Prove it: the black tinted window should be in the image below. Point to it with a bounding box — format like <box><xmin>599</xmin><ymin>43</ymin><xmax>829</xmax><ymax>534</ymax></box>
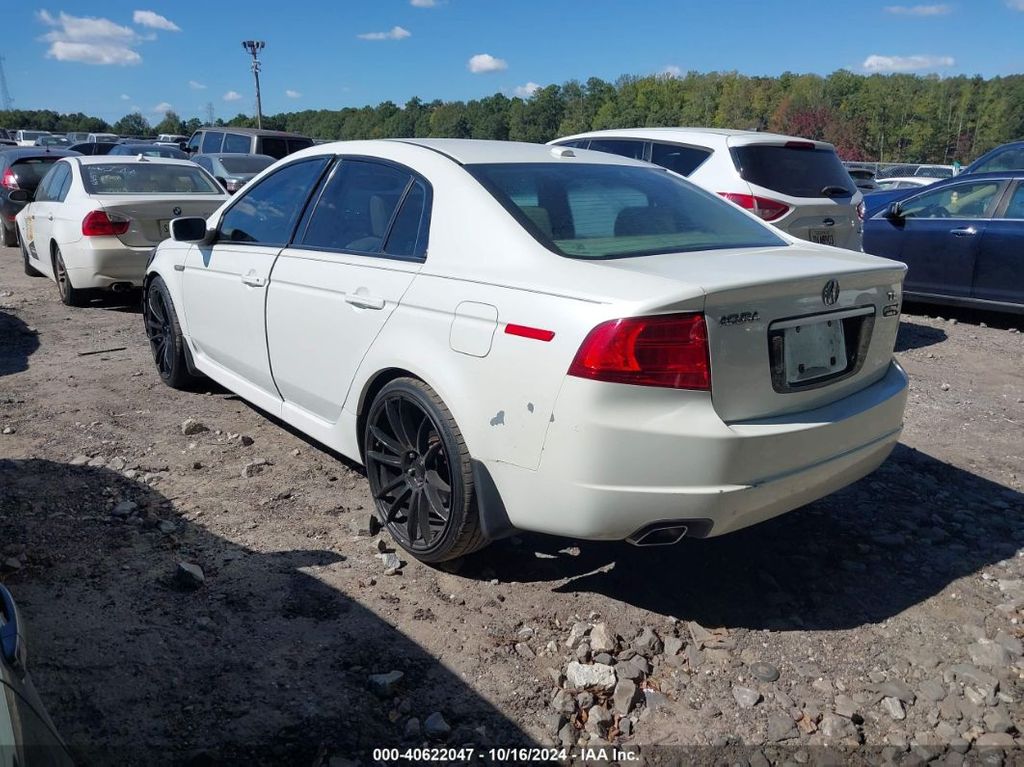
<box><xmin>222</xmin><ymin>133</ymin><xmax>251</xmax><ymax>153</ymax></box>
<box><xmin>34</xmin><ymin>163</ymin><xmax>66</xmax><ymax>202</ymax></box>
<box><xmin>201</xmin><ymin>131</ymin><xmax>224</xmax><ymax>153</ymax></box>
<box><xmin>287</xmin><ymin>138</ymin><xmax>314</xmax><ymax>154</ymax></box>
<box><xmin>220</xmin><ymin>156</ymin><xmax>274</xmax><ymax>174</ymax></box>
<box><xmin>10</xmin><ymin>158</ymin><xmax>60</xmax><ymax>190</ymax></box>
<box><xmin>731</xmin><ymin>144</ymin><xmax>854</xmax><ymax>198</ymax></box>
<box><xmin>187</xmin><ymin>133</ymin><xmax>202</xmax><ymax>153</ymax></box>
<box><xmin>383</xmin><ymin>181</ymin><xmax>429</xmax><ymax>258</ymax></box>
<box><xmin>301</xmin><ymin>160</ymin><xmax>412</xmax><ymax>252</ymax></box>
<box><xmin>220</xmin><ymin>158</ymin><xmax>328</xmax><ymax>245</ymax></box>
<box><xmin>586</xmin><ymin>139</ymin><xmax>646</xmax><ymax>160</ymax></box>
<box><xmin>260</xmin><ymin>138</ymin><xmax>287</xmax><ymax>159</ymax></box>
<box><xmin>650</xmin><ymin>142</ymin><xmax>712</xmax><ymax>177</ymax></box>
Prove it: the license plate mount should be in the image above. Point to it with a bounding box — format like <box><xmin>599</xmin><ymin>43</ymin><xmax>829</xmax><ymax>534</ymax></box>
<box><xmin>159</xmin><ymin>220</ymin><xmax>171</xmax><ymax>238</ymax></box>
<box><xmin>783</xmin><ymin>318</ymin><xmax>847</xmax><ymax>385</ymax></box>
<box><xmin>809</xmin><ymin>229</ymin><xmax>835</xmax><ymax>246</ymax></box>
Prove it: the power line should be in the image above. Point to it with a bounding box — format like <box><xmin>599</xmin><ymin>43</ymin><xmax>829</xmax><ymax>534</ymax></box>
<box><xmin>0</xmin><ymin>55</ymin><xmax>14</xmax><ymax>111</ymax></box>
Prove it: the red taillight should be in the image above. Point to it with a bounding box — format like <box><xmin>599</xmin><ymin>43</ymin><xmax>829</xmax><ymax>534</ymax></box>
<box><xmin>1</xmin><ymin>169</ymin><xmax>17</xmax><ymax>190</ymax></box>
<box><xmin>856</xmin><ymin>201</ymin><xmax>865</xmax><ymax>222</ymax></box>
<box><xmin>718</xmin><ymin>192</ymin><xmax>790</xmax><ymax>222</ymax></box>
<box><xmin>784</xmin><ymin>140</ymin><xmax>816</xmax><ymax>150</ymax></box>
<box><xmin>568</xmin><ymin>313</ymin><xmax>710</xmax><ymax>391</ymax></box>
<box><xmin>82</xmin><ymin>210</ymin><xmax>130</xmax><ymax>237</ymax></box>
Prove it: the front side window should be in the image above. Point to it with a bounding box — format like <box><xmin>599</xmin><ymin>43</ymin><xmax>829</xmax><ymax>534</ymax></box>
<box><xmin>222</xmin><ymin>132</ymin><xmax>251</xmax><ymax>153</ymax></box>
<box><xmin>81</xmin><ymin>164</ymin><xmax>222</xmax><ymax>195</ymax></box>
<box><xmin>301</xmin><ymin>160</ymin><xmax>413</xmax><ymax>253</ymax></box>
<box><xmin>201</xmin><ymin>131</ymin><xmax>224</xmax><ymax>153</ymax></box>
<box><xmin>650</xmin><ymin>142</ymin><xmax>713</xmax><ymax>177</ymax></box>
<box><xmin>468</xmin><ymin>162</ymin><xmax>786</xmax><ymax>260</ymax></box>
<box><xmin>220</xmin><ymin>158</ymin><xmax>329</xmax><ymax>245</ymax></box>
<box><xmin>187</xmin><ymin>133</ymin><xmax>202</xmax><ymax>153</ymax></box>
<box><xmin>899</xmin><ymin>181</ymin><xmax>1002</xmax><ymax>220</ymax></box>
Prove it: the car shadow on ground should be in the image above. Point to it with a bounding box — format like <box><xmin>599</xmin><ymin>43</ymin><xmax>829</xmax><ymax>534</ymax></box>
<box><xmin>903</xmin><ymin>302</ymin><xmax>1023</xmax><ymax>331</ymax></box>
<box><xmin>894</xmin><ymin>319</ymin><xmax>947</xmax><ymax>352</ymax></box>
<box><xmin>0</xmin><ymin>459</ymin><xmax>531</xmax><ymax>765</ymax></box>
<box><xmin>0</xmin><ymin>310</ymin><xmax>40</xmax><ymax>376</ymax></box>
<box><xmin>456</xmin><ymin>444</ymin><xmax>1022</xmax><ymax>632</ymax></box>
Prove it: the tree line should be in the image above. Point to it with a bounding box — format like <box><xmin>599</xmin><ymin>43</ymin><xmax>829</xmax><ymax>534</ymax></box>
<box><xmin>3</xmin><ymin>69</ymin><xmax>1022</xmax><ymax>163</ymax></box>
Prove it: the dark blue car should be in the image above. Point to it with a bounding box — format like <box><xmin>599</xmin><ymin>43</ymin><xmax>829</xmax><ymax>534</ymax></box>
<box><xmin>862</xmin><ymin>171</ymin><xmax>1024</xmax><ymax>314</ymax></box>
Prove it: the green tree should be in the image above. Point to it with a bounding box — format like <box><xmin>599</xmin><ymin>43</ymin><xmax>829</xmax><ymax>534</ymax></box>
<box><xmin>112</xmin><ymin>112</ymin><xmax>150</xmax><ymax>136</ymax></box>
<box><xmin>153</xmin><ymin>110</ymin><xmax>184</xmax><ymax>136</ymax></box>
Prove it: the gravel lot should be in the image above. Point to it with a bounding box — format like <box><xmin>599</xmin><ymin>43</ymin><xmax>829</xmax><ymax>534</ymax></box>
<box><xmin>1</xmin><ymin>243</ymin><xmax>1022</xmax><ymax>765</ymax></box>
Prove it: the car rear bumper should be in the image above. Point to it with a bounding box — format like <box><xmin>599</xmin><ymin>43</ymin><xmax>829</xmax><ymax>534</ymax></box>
<box><xmin>64</xmin><ymin>239</ymin><xmax>153</xmax><ymax>288</ymax></box>
<box><xmin>486</xmin><ymin>359</ymin><xmax>908</xmax><ymax>541</ymax></box>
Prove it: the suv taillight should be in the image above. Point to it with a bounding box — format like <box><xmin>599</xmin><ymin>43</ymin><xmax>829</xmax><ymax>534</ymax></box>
<box><xmin>719</xmin><ymin>192</ymin><xmax>790</xmax><ymax>222</ymax></box>
<box><xmin>82</xmin><ymin>210</ymin><xmax>130</xmax><ymax>237</ymax></box>
<box><xmin>568</xmin><ymin>313</ymin><xmax>711</xmax><ymax>391</ymax></box>
<box><xmin>856</xmin><ymin>200</ymin><xmax>865</xmax><ymax>222</ymax></box>
<box><xmin>1</xmin><ymin>169</ymin><xmax>17</xmax><ymax>190</ymax></box>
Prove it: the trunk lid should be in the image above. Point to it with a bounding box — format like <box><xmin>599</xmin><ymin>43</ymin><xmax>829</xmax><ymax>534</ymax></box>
<box><xmin>596</xmin><ymin>245</ymin><xmax>906</xmax><ymax>422</ymax></box>
<box><xmin>97</xmin><ymin>196</ymin><xmax>225</xmax><ymax>247</ymax></box>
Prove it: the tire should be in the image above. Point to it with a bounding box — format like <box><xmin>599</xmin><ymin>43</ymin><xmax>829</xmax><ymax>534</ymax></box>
<box><xmin>20</xmin><ymin>232</ymin><xmax>41</xmax><ymax>277</ymax></box>
<box><xmin>52</xmin><ymin>246</ymin><xmax>89</xmax><ymax>307</ymax></box>
<box><xmin>1</xmin><ymin>223</ymin><xmax>16</xmax><ymax>248</ymax></box>
<box><xmin>364</xmin><ymin>378</ymin><xmax>487</xmax><ymax>563</ymax></box>
<box><xmin>143</xmin><ymin>276</ymin><xmax>202</xmax><ymax>390</ymax></box>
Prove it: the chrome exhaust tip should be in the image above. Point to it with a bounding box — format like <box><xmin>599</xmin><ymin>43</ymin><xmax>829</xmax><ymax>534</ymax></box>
<box><xmin>627</xmin><ymin>524</ymin><xmax>689</xmax><ymax>547</ymax></box>
<box><xmin>109</xmin><ymin>282</ymin><xmax>134</xmax><ymax>293</ymax></box>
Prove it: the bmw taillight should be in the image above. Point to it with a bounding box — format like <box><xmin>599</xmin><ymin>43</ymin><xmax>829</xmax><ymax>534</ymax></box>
<box><xmin>1</xmin><ymin>169</ymin><xmax>18</xmax><ymax>190</ymax></box>
<box><xmin>82</xmin><ymin>210</ymin><xmax>130</xmax><ymax>237</ymax></box>
<box><xmin>718</xmin><ymin>192</ymin><xmax>790</xmax><ymax>222</ymax></box>
<box><xmin>568</xmin><ymin>313</ymin><xmax>711</xmax><ymax>391</ymax></box>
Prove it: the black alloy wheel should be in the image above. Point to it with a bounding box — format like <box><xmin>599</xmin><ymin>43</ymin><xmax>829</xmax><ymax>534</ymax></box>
<box><xmin>364</xmin><ymin>378</ymin><xmax>486</xmax><ymax>562</ymax></box>
<box><xmin>143</xmin><ymin>276</ymin><xmax>200</xmax><ymax>389</ymax></box>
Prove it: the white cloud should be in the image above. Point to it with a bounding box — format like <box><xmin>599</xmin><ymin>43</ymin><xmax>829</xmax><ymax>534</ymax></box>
<box><xmin>1008</xmin><ymin>0</ymin><xmax>1024</xmax><ymax>9</ymax></box>
<box><xmin>883</xmin><ymin>4</ymin><xmax>952</xmax><ymax>14</ymax></box>
<box><xmin>513</xmin><ymin>82</ymin><xmax>541</xmax><ymax>97</ymax></box>
<box><xmin>468</xmin><ymin>53</ymin><xmax>507</xmax><ymax>74</ymax></box>
<box><xmin>286</xmin><ymin>89</ymin><xmax>302</xmax><ymax>98</ymax></box>
<box><xmin>661</xmin><ymin>65</ymin><xmax>682</xmax><ymax>78</ymax></box>
<box><xmin>37</xmin><ymin>10</ymin><xmax>143</xmax><ymax>65</ymax></box>
<box><xmin>152</xmin><ymin>101</ymin><xmax>173</xmax><ymax>113</ymax></box>
<box><xmin>223</xmin><ymin>90</ymin><xmax>243</xmax><ymax>101</ymax></box>
<box><xmin>411</xmin><ymin>0</ymin><xmax>437</xmax><ymax>6</ymax></box>
<box><xmin>862</xmin><ymin>53</ymin><xmax>954</xmax><ymax>72</ymax></box>
<box><xmin>188</xmin><ymin>80</ymin><xmax>206</xmax><ymax>90</ymax></box>
<box><xmin>120</xmin><ymin>93</ymin><xmax>131</xmax><ymax>100</ymax></box>
<box><xmin>132</xmin><ymin>10</ymin><xmax>180</xmax><ymax>31</ymax></box>
<box><xmin>357</xmin><ymin>26</ymin><xmax>411</xmax><ymax>41</ymax></box>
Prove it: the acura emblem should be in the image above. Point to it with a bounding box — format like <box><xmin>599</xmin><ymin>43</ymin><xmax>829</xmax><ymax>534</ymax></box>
<box><xmin>172</xmin><ymin>207</ymin><xmax>182</xmax><ymax>216</ymax></box>
<box><xmin>822</xmin><ymin>279</ymin><xmax>841</xmax><ymax>306</ymax></box>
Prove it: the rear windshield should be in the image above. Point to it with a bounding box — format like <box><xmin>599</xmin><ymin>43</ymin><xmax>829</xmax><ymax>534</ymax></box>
<box><xmin>467</xmin><ymin>162</ymin><xmax>785</xmax><ymax>260</ymax></box>
<box><xmin>81</xmin><ymin>164</ymin><xmax>222</xmax><ymax>195</ymax></box>
<box><xmin>220</xmin><ymin>156</ymin><xmax>274</xmax><ymax>174</ymax></box>
<box><xmin>730</xmin><ymin>144</ymin><xmax>854</xmax><ymax>198</ymax></box>
<box><xmin>11</xmin><ymin>158</ymin><xmax>60</xmax><ymax>188</ymax></box>
<box><xmin>20</xmin><ymin>131</ymin><xmax>48</xmax><ymax>140</ymax></box>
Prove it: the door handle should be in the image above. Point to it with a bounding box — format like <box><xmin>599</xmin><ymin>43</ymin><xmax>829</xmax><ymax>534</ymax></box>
<box><xmin>240</xmin><ymin>272</ymin><xmax>267</xmax><ymax>288</ymax></box>
<box><xmin>47</xmin><ymin>214</ymin><xmax>53</xmax><ymax>221</ymax></box>
<box><xmin>950</xmin><ymin>227</ymin><xmax>976</xmax><ymax>237</ymax></box>
<box><xmin>344</xmin><ymin>293</ymin><xmax>385</xmax><ymax>310</ymax></box>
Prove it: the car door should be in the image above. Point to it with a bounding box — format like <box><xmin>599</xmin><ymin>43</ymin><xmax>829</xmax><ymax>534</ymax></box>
<box><xmin>887</xmin><ymin>179</ymin><xmax>1004</xmax><ymax>299</ymax></box>
<box><xmin>972</xmin><ymin>180</ymin><xmax>1024</xmax><ymax>307</ymax></box>
<box><xmin>181</xmin><ymin>157</ymin><xmax>330</xmax><ymax>405</ymax></box>
<box><xmin>23</xmin><ymin>162</ymin><xmax>67</xmax><ymax>261</ymax></box>
<box><xmin>266</xmin><ymin>158</ymin><xmax>430</xmax><ymax>429</ymax></box>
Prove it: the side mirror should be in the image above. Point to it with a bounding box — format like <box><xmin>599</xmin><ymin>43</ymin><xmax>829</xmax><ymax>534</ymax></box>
<box><xmin>885</xmin><ymin>201</ymin><xmax>903</xmax><ymax>220</ymax></box>
<box><xmin>7</xmin><ymin>189</ymin><xmax>31</xmax><ymax>203</ymax></box>
<box><xmin>170</xmin><ymin>216</ymin><xmax>212</xmax><ymax>243</ymax></box>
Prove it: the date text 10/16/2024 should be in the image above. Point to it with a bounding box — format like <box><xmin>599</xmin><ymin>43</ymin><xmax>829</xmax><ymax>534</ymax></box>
<box><xmin>372</xmin><ymin>747</ymin><xmax>641</xmax><ymax>762</ymax></box>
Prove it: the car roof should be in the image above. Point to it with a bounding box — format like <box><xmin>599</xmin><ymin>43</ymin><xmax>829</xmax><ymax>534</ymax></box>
<box><xmin>552</xmin><ymin>126</ymin><xmax>834</xmax><ymax>148</ymax></box>
<box><xmin>195</xmin><ymin>126</ymin><xmax>310</xmax><ymax>138</ymax></box>
<box><xmin>374</xmin><ymin>138</ymin><xmax>653</xmax><ymax>167</ymax></box>
<box><xmin>74</xmin><ymin>155</ymin><xmax>202</xmax><ymax>167</ymax></box>
<box><xmin>0</xmin><ymin>147</ymin><xmax>80</xmax><ymax>160</ymax></box>
<box><xmin>201</xmin><ymin>152</ymin><xmax>276</xmax><ymax>161</ymax></box>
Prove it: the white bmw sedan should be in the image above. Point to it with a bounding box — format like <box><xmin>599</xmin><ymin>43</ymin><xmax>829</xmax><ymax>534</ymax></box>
<box><xmin>144</xmin><ymin>139</ymin><xmax>909</xmax><ymax>562</ymax></box>
<box><xmin>14</xmin><ymin>156</ymin><xmax>227</xmax><ymax>306</ymax></box>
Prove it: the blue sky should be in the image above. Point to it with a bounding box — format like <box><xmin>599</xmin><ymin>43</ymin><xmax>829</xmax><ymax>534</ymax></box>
<box><xmin>4</xmin><ymin>1</ymin><xmax>1022</xmax><ymax>122</ymax></box>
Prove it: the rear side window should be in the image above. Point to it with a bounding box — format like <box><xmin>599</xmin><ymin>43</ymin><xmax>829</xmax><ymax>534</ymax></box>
<box><xmin>971</xmin><ymin>146</ymin><xmax>1024</xmax><ymax>174</ymax></box>
<box><xmin>468</xmin><ymin>162</ymin><xmax>785</xmax><ymax>260</ymax></box>
<box><xmin>220</xmin><ymin>158</ymin><xmax>328</xmax><ymax>245</ymax></box>
<box><xmin>650</xmin><ymin>142</ymin><xmax>712</xmax><ymax>177</ymax></box>
<box><xmin>201</xmin><ymin>131</ymin><xmax>224</xmax><ymax>153</ymax></box>
<box><xmin>382</xmin><ymin>180</ymin><xmax>429</xmax><ymax>259</ymax></box>
<box><xmin>222</xmin><ymin>133</ymin><xmax>251</xmax><ymax>153</ymax></box>
<box><xmin>730</xmin><ymin>144</ymin><xmax>854</xmax><ymax>198</ymax></box>
<box><xmin>10</xmin><ymin>158</ymin><xmax>60</xmax><ymax>190</ymax></box>
<box><xmin>300</xmin><ymin>160</ymin><xmax>413</xmax><ymax>254</ymax></box>
<box><xmin>33</xmin><ymin>163</ymin><xmax>68</xmax><ymax>202</ymax></box>
<box><xmin>586</xmin><ymin>139</ymin><xmax>646</xmax><ymax>161</ymax></box>
<box><xmin>287</xmin><ymin>138</ymin><xmax>314</xmax><ymax>154</ymax></box>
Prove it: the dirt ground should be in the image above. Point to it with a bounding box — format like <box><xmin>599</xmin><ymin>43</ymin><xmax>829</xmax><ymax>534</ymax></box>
<box><xmin>1</xmin><ymin>243</ymin><xmax>1022</xmax><ymax>766</ymax></box>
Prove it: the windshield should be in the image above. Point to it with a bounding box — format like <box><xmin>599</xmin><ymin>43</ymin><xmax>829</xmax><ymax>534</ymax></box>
<box><xmin>81</xmin><ymin>163</ymin><xmax>222</xmax><ymax>195</ymax></box>
<box><xmin>467</xmin><ymin>162</ymin><xmax>786</xmax><ymax>260</ymax></box>
<box><xmin>21</xmin><ymin>131</ymin><xmax>48</xmax><ymax>140</ymax></box>
<box><xmin>731</xmin><ymin>144</ymin><xmax>854</xmax><ymax>198</ymax></box>
<box><xmin>220</xmin><ymin>156</ymin><xmax>274</xmax><ymax>174</ymax></box>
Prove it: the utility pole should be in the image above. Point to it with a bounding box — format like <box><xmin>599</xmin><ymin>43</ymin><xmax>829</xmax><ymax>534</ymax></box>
<box><xmin>0</xmin><ymin>55</ymin><xmax>14</xmax><ymax>111</ymax></box>
<box><xmin>205</xmin><ymin>101</ymin><xmax>214</xmax><ymax>126</ymax></box>
<box><xmin>241</xmin><ymin>40</ymin><xmax>265</xmax><ymax>129</ymax></box>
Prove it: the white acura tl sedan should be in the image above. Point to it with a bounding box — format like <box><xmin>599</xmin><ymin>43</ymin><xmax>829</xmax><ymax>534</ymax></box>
<box><xmin>144</xmin><ymin>139</ymin><xmax>909</xmax><ymax>562</ymax></box>
<box><xmin>13</xmin><ymin>156</ymin><xmax>227</xmax><ymax>306</ymax></box>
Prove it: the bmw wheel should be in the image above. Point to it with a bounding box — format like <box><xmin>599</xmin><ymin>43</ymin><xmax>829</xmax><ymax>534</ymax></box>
<box><xmin>364</xmin><ymin>378</ymin><xmax>487</xmax><ymax>563</ymax></box>
<box><xmin>53</xmin><ymin>246</ymin><xmax>88</xmax><ymax>307</ymax></box>
<box><xmin>143</xmin><ymin>276</ymin><xmax>201</xmax><ymax>389</ymax></box>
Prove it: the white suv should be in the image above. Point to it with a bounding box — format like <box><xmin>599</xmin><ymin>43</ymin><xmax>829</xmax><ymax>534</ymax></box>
<box><xmin>551</xmin><ymin>128</ymin><xmax>863</xmax><ymax>251</ymax></box>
